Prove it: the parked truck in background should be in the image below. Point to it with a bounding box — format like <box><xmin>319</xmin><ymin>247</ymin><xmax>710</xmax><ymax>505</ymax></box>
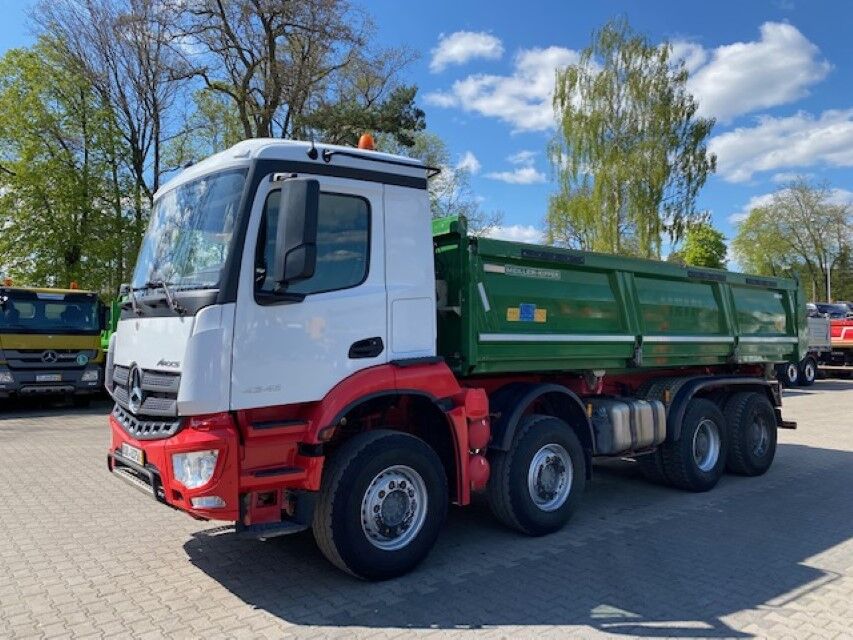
<box><xmin>0</xmin><ymin>284</ymin><xmax>105</xmax><ymax>404</ymax></box>
<box><xmin>814</xmin><ymin>303</ymin><xmax>853</xmax><ymax>378</ymax></box>
<box><xmin>105</xmin><ymin>138</ymin><xmax>804</xmax><ymax>579</ymax></box>
<box><xmin>776</xmin><ymin>312</ymin><xmax>829</xmax><ymax>386</ymax></box>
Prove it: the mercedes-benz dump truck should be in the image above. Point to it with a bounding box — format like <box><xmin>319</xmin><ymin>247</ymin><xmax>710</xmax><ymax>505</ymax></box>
<box><xmin>106</xmin><ymin>138</ymin><xmax>804</xmax><ymax>579</ymax></box>
<box><xmin>1</xmin><ymin>284</ymin><xmax>105</xmax><ymax>404</ymax></box>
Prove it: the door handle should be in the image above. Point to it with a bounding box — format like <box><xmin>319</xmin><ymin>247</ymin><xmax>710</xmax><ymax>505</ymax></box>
<box><xmin>349</xmin><ymin>337</ymin><xmax>384</xmax><ymax>359</ymax></box>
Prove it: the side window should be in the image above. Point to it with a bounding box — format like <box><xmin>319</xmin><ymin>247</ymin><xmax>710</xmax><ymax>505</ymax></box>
<box><xmin>255</xmin><ymin>190</ymin><xmax>370</xmax><ymax>296</ymax></box>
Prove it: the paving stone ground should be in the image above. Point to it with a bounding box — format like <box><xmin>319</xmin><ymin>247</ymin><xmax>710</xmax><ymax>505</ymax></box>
<box><xmin>1</xmin><ymin>380</ymin><xmax>852</xmax><ymax>639</ymax></box>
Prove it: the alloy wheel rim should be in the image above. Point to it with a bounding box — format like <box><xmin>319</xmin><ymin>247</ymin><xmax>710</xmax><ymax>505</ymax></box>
<box><xmin>692</xmin><ymin>418</ymin><xmax>721</xmax><ymax>472</ymax></box>
<box><xmin>527</xmin><ymin>443</ymin><xmax>573</xmax><ymax>512</ymax></box>
<box><xmin>749</xmin><ymin>415</ymin><xmax>769</xmax><ymax>457</ymax></box>
<box><xmin>361</xmin><ymin>465</ymin><xmax>428</xmax><ymax>551</ymax></box>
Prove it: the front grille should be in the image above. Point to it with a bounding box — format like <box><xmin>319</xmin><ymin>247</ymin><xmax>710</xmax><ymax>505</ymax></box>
<box><xmin>4</xmin><ymin>349</ymin><xmax>97</xmax><ymax>370</ymax></box>
<box><xmin>110</xmin><ymin>363</ymin><xmax>181</xmax><ymax>436</ymax></box>
<box><xmin>112</xmin><ymin>404</ymin><xmax>182</xmax><ymax>440</ymax></box>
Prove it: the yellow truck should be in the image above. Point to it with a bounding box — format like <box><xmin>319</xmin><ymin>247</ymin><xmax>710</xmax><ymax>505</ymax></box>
<box><xmin>0</xmin><ymin>283</ymin><xmax>105</xmax><ymax>405</ymax></box>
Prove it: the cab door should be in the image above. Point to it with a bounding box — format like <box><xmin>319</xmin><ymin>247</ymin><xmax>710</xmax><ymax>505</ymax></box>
<box><xmin>230</xmin><ymin>173</ymin><xmax>387</xmax><ymax>410</ymax></box>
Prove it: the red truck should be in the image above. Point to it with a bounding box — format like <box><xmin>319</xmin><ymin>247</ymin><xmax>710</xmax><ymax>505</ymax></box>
<box><xmin>106</xmin><ymin>139</ymin><xmax>803</xmax><ymax>579</ymax></box>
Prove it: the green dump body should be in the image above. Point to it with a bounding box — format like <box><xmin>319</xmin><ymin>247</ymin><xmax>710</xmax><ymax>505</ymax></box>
<box><xmin>433</xmin><ymin>216</ymin><xmax>808</xmax><ymax>377</ymax></box>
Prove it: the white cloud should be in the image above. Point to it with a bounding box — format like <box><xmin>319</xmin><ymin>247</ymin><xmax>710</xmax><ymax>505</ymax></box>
<box><xmin>827</xmin><ymin>188</ymin><xmax>853</xmax><ymax>207</ymax></box>
<box><xmin>710</xmin><ymin>109</ymin><xmax>853</xmax><ymax>182</ymax></box>
<box><xmin>770</xmin><ymin>171</ymin><xmax>813</xmax><ymax>183</ymax></box>
<box><xmin>425</xmin><ymin>46</ymin><xmax>580</xmax><ymax>132</ymax></box>
<box><xmin>670</xmin><ymin>40</ymin><xmax>708</xmax><ymax>74</ymax></box>
<box><xmin>483</xmin><ymin>224</ymin><xmax>544</xmax><ymax>244</ymax></box>
<box><xmin>429</xmin><ymin>31</ymin><xmax>504</xmax><ymax>73</ymax></box>
<box><xmin>727</xmin><ymin>193</ymin><xmax>775</xmax><ymax>224</ymax></box>
<box><xmin>507</xmin><ymin>150</ymin><xmax>537</xmax><ymax>166</ymax></box>
<box><xmin>683</xmin><ymin>22</ymin><xmax>831</xmax><ymax>123</ymax></box>
<box><xmin>423</xmin><ymin>92</ymin><xmax>457</xmax><ymax>108</ymax></box>
<box><xmin>485</xmin><ymin>166</ymin><xmax>546</xmax><ymax>185</ymax></box>
<box><xmin>456</xmin><ymin>151</ymin><xmax>481</xmax><ymax>175</ymax></box>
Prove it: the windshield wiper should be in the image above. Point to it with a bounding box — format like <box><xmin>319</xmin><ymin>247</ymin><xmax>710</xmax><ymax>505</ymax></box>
<box><xmin>127</xmin><ymin>287</ymin><xmax>142</xmax><ymax>316</ymax></box>
<box><xmin>144</xmin><ymin>280</ymin><xmax>186</xmax><ymax>315</ymax></box>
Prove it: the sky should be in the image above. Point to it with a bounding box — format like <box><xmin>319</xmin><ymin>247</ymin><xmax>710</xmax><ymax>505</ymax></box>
<box><xmin>1</xmin><ymin>0</ymin><xmax>851</xmax><ymax>255</ymax></box>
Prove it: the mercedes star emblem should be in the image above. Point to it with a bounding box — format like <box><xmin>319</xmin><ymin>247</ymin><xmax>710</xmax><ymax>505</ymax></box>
<box><xmin>128</xmin><ymin>365</ymin><xmax>144</xmax><ymax>414</ymax></box>
<box><xmin>41</xmin><ymin>350</ymin><xmax>58</xmax><ymax>364</ymax></box>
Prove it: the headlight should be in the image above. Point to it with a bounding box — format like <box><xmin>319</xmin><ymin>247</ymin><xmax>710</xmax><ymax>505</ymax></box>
<box><xmin>81</xmin><ymin>369</ymin><xmax>99</xmax><ymax>382</ymax></box>
<box><xmin>172</xmin><ymin>450</ymin><xmax>219</xmax><ymax>489</ymax></box>
<box><xmin>0</xmin><ymin>370</ymin><xmax>13</xmax><ymax>384</ymax></box>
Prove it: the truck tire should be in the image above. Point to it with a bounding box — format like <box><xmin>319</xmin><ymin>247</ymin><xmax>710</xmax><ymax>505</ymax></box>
<box><xmin>723</xmin><ymin>392</ymin><xmax>777</xmax><ymax>476</ymax></box>
<box><xmin>312</xmin><ymin>430</ymin><xmax>447</xmax><ymax>580</ymax></box>
<box><xmin>487</xmin><ymin>414</ymin><xmax>586</xmax><ymax>536</ymax></box>
<box><xmin>777</xmin><ymin>362</ymin><xmax>799</xmax><ymax>387</ymax></box>
<box><xmin>797</xmin><ymin>357</ymin><xmax>817</xmax><ymax>386</ymax></box>
<box><xmin>660</xmin><ymin>398</ymin><xmax>726</xmax><ymax>492</ymax></box>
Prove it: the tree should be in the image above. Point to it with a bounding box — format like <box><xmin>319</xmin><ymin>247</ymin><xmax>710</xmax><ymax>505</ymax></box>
<box><xmin>0</xmin><ymin>40</ymin><xmax>133</xmax><ymax>292</ymax></box>
<box><xmin>173</xmin><ymin>0</ymin><xmax>414</xmax><ymax>143</ymax></box>
<box><xmin>732</xmin><ymin>178</ymin><xmax>852</xmax><ymax>299</ymax></box>
<box><xmin>547</xmin><ymin>18</ymin><xmax>716</xmax><ymax>257</ymax></box>
<box><xmin>378</xmin><ymin>131</ymin><xmax>502</xmax><ymax>234</ymax></box>
<box><xmin>33</xmin><ymin>0</ymin><xmax>186</xmax><ymax>257</ymax></box>
<box><xmin>667</xmin><ymin>223</ymin><xmax>727</xmax><ymax>269</ymax></box>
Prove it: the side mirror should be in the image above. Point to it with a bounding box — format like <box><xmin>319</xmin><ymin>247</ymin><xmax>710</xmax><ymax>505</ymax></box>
<box><xmin>274</xmin><ymin>178</ymin><xmax>319</xmax><ymax>287</ymax></box>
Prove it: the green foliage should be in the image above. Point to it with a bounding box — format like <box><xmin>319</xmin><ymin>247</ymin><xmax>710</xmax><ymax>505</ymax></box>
<box><xmin>547</xmin><ymin>18</ymin><xmax>716</xmax><ymax>257</ymax></box>
<box><xmin>731</xmin><ymin>178</ymin><xmax>852</xmax><ymax>300</ymax></box>
<box><xmin>668</xmin><ymin>223</ymin><xmax>727</xmax><ymax>269</ymax></box>
<box><xmin>300</xmin><ymin>85</ymin><xmax>425</xmax><ymax>148</ymax></box>
<box><xmin>0</xmin><ymin>39</ymin><xmax>134</xmax><ymax>293</ymax></box>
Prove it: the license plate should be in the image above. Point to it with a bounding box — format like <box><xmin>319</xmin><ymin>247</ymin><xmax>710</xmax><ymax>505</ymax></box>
<box><xmin>121</xmin><ymin>443</ymin><xmax>145</xmax><ymax>466</ymax></box>
<box><xmin>36</xmin><ymin>373</ymin><xmax>62</xmax><ymax>382</ymax></box>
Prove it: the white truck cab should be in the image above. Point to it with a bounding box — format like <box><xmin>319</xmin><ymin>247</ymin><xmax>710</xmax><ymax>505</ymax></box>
<box><xmin>108</xmin><ymin>139</ymin><xmax>437</xmax><ymax>420</ymax></box>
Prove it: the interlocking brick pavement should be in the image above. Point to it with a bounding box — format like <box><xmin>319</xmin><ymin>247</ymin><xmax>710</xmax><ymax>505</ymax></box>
<box><xmin>1</xmin><ymin>380</ymin><xmax>852</xmax><ymax>639</ymax></box>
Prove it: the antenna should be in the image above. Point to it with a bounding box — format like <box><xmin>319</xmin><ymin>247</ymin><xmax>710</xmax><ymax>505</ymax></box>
<box><xmin>307</xmin><ymin>134</ymin><xmax>318</xmax><ymax>160</ymax></box>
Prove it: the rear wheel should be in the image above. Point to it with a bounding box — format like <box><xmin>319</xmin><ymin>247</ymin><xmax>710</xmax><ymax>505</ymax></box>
<box><xmin>797</xmin><ymin>358</ymin><xmax>817</xmax><ymax>386</ymax></box>
<box><xmin>660</xmin><ymin>398</ymin><xmax>727</xmax><ymax>492</ymax></box>
<box><xmin>724</xmin><ymin>392</ymin><xmax>777</xmax><ymax>476</ymax></box>
<box><xmin>777</xmin><ymin>362</ymin><xmax>799</xmax><ymax>387</ymax></box>
<box><xmin>312</xmin><ymin>430</ymin><xmax>447</xmax><ymax>580</ymax></box>
<box><xmin>487</xmin><ymin>414</ymin><xmax>586</xmax><ymax>536</ymax></box>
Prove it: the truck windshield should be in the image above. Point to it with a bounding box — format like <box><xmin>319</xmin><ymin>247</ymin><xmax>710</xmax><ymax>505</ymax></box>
<box><xmin>0</xmin><ymin>292</ymin><xmax>100</xmax><ymax>334</ymax></box>
<box><xmin>815</xmin><ymin>303</ymin><xmax>851</xmax><ymax>318</ymax></box>
<box><xmin>132</xmin><ymin>168</ymin><xmax>247</xmax><ymax>291</ymax></box>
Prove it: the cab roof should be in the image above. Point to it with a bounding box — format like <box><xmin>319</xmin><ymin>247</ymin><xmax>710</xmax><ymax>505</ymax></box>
<box><xmin>156</xmin><ymin>138</ymin><xmax>430</xmax><ymax>199</ymax></box>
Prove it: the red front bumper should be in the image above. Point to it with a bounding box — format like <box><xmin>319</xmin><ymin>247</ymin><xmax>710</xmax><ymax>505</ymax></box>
<box><xmin>108</xmin><ymin>414</ymin><xmax>241</xmax><ymax>521</ymax></box>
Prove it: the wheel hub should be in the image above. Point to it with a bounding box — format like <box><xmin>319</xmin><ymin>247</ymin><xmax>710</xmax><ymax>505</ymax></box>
<box><xmin>527</xmin><ymin>444</ymin><xmax>573</xmax><ymax>512</ymax></box>
<box><xmin>361</xmin><ymin>465</ymin><xmax>428</xmax><ymax>551</ymax></box>
<box><xmin>749</xmin><ymin>417</ymin><xmax>769</xmax><ymax>457</ymax></box>
<box><xmin>692</xmin><ymin>418</ymin><xmax>721</xmax><ymax>472</ymax></box>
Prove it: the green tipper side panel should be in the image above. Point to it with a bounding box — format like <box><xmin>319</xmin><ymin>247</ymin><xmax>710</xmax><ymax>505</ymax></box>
<box><xmin>433</xmin><ymin>216</ymin><xmax>807</xmax><ymax>376</ymax></box>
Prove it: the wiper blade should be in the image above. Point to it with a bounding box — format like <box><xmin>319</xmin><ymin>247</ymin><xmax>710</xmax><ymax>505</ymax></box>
<box><xmin>127</xmin><ymin>287</ymin><xmax>142</xmax><ymax>316</ymax></box>
<box><xmin>144</xmin><ymin>280</ymin><xmax>186</xmax><ymax>315</ymax></box>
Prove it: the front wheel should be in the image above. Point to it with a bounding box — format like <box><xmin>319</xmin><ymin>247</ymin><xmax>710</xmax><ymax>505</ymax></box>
<box><xmin>312</xmin><ymin>430</ymin><xmax>447</xmax><ymax>580</ymax></box>
<box><xmin>488</xmin><ymin>414</ymin><xmax>587</xmax><ymax>536</ymax></box>
<box><xmin>797</xmin><ymin>358</ymin><xmax>817</xmax><ymax>386</ymax></box>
